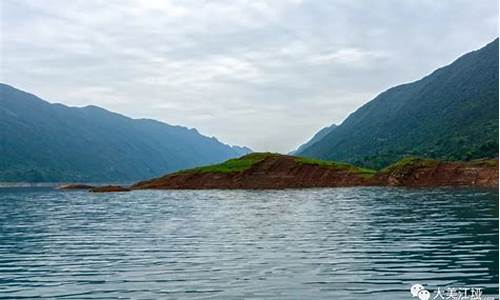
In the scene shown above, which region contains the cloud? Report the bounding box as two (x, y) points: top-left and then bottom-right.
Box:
(306, 48), (387, 65)
(1, 0), (498, 152)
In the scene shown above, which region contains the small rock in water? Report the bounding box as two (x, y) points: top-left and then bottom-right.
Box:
(57, 184), (95, 190)
(90, 185), (130, 193)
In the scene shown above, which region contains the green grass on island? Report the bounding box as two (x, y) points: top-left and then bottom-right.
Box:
(171, 153), (498, 177)
(381, 157), (440, 173)
(468, 158), (498, 168)
(294, 156), (377, 177)
(380, 156), (499, 174)
(174, 153), (377, 177)
(174, 153), (277, 175)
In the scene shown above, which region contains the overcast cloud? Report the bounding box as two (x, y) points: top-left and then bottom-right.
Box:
(1, 0), (498, 152)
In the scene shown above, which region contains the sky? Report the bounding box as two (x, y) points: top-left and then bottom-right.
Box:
(1, 0), (498, 152)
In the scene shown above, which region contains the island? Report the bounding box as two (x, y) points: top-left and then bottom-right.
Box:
(129, 153), (498, 190)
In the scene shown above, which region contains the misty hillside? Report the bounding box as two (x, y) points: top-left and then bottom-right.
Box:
(297, 39), (499, 168)
(0, 84), (251, 182)
(290, 124), (337, 155)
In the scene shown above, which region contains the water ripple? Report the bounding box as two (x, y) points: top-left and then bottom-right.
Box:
(0, 187), (497, 299)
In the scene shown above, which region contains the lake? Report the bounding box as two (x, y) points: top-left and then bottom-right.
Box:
(0, 187), (497, 299)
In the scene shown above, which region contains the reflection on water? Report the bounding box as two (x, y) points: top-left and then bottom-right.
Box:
(0, 187), (497, 299)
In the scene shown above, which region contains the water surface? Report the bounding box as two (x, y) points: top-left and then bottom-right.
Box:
(0, 187), (498, 299)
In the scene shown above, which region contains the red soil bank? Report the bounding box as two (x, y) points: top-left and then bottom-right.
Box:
(131, 154), (498, 190)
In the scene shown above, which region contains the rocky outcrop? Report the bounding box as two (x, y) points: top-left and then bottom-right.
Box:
(57, 184), (95, 190)
(377, 158), (498, 188)
(89, 185), (130, 193)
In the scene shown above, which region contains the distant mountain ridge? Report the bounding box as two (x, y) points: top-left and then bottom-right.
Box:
(297, 38), (499, 168)
(0, 83), (251, 182)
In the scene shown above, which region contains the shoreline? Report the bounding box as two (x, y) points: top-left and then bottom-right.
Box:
(55, 154), (499, 192)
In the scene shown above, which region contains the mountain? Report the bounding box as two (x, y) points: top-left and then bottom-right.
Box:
(289, 124), (337, 155)
(297, 39), (499, 168)
(0, 83), (251, 182)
